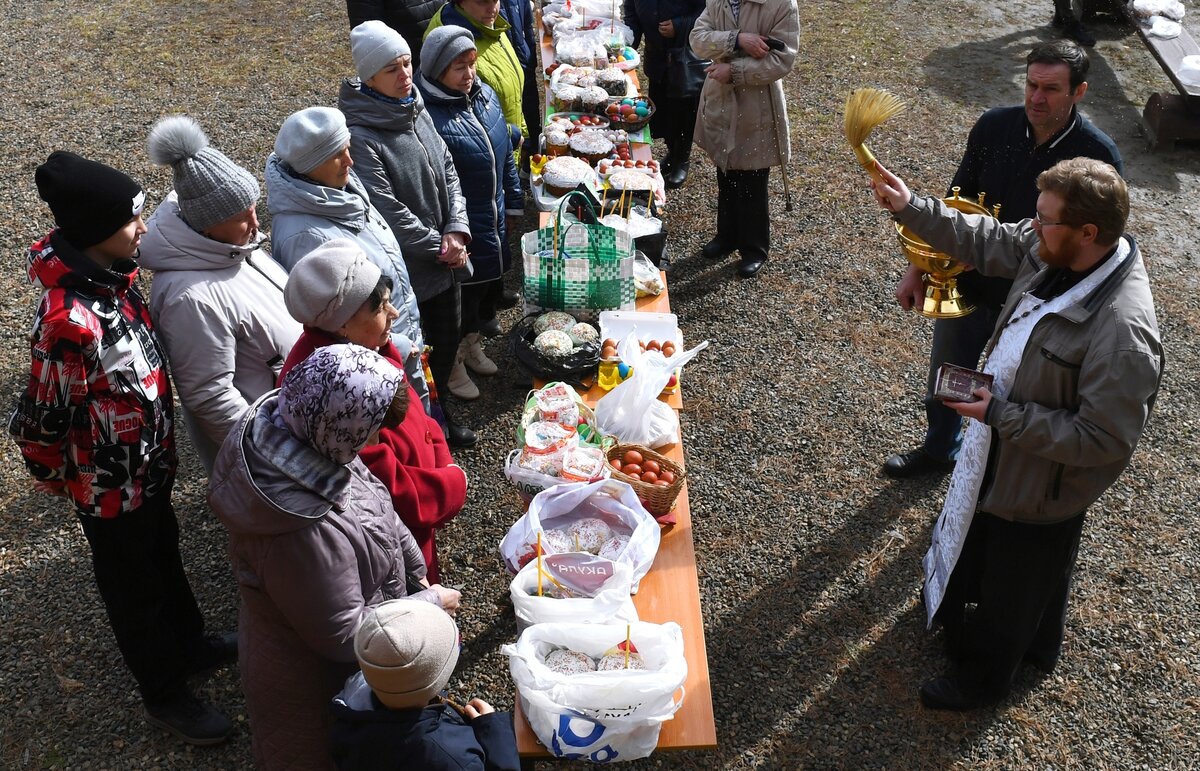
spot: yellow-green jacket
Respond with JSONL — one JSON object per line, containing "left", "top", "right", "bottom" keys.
{"left": 425, "top": 2, "right": 528, "bottom": 152}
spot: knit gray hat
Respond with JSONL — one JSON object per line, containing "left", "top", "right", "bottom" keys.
{"left": 283, "top": 238, "right": 382, "bottom": 332}
{"left": 420, "top": 26, "right": 477, "bottom": 82}
{"left": 147, "top": 115, "right": 260, "bottom": 233}
{"left": 274, "top": 107, "right": 351, "bottom": 175}
{"left": 351, "top": 20, "right": 412, "bottom": 81}
{"left": 356, "top": 599, "right": 459, "bottom": 709}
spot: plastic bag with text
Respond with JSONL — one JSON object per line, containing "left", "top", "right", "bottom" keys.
{"left": 502, "top": 621, "right": 687, "bottom": 763}
{"left": 511, "top": 553, "right": 638, "bottom": 632}
{"left": 499, "top": 478, "right": 660, "bottom": 590}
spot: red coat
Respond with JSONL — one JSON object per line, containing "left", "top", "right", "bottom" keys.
{"left": 280, "top": 328, "right": 466, "bottom": 582}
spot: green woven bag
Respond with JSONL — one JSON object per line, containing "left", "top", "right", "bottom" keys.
{"left": 521, "top": 192, "right": 636, "bottom": 322}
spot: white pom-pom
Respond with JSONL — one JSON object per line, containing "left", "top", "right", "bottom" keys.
{"left": 147, "top": 115, "right": 210, "bottom": 166}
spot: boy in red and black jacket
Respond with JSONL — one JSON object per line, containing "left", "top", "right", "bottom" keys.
{"left": 9, "top": 151, "right": 235, "bottom": 746}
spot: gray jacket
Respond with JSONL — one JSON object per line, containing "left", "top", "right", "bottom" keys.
{"left": 208, "top": 392, "right": 438, "bottom": 769}
{"left": 264, "top": 154, "right": 428, "bottom": 402}
{"left": 897, "top": 195, "right": 1164, "bottom": 524}
{"left": 339, "top": 79, "right": 471, "bottom": 302}
{"left": 140, "top": 192, "right": 302, "bottom": 472}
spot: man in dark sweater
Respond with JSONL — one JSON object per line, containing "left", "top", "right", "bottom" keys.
{"left": 883, "top": 40, "right": 1122, "bottom": 479}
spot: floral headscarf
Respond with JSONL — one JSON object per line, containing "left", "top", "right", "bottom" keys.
{"left": 277, "top": 344, "right": 403, "bottom": 464}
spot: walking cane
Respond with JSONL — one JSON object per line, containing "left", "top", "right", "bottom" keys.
{"left": 767, "top": 82, "right": 794, "bottom": 212}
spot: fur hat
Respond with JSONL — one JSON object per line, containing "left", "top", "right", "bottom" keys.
{"left": 274, "top": 107, "right": 351, "bottom": 175}
{"left": 355, "top": 599, "right": 459, "bottom": 709}
{"left": 147, "top": 115, "right": 260, "bottom": 233}
{"left": 420, "top": 26, "right": 476, "bottom": 82}
{"left": 283, "top": 238, "right": 382, "bottom": 332}
{"left": 35, "top": 151, "right": 146, "bottom": 249}
{"left": 351, "top": 20, "right": 411, "bottom": 82}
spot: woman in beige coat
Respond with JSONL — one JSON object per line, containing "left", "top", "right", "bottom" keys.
{"left": 690, "top": 0, "right": 798, "bottom": 277}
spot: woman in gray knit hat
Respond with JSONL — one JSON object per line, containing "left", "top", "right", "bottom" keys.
{"left": 338, "top": 20, "right": 480, "bottom": 448}
{"left": 417, "top": 26, "right": 523, "bottom": 382}
{"left": 265, "top": 105, "right": 432, "bottom": 421}
{"left": 141, "top": 115, "right": 302, "bottom": 472}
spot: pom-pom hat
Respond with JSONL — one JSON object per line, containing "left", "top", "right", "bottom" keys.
{"left": 147, "top": 115, "right": 260, "bottom": 233}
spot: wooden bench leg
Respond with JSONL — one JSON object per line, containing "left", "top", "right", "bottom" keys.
{"left": 1142, "top": 92, "right": 1200, "bottom": 151}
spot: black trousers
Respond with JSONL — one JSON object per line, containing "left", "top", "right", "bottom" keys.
{"left": 77, "top": 490, "right": 206, "bottom": 704}
{"left": 461, "top": 279, "right": 504, "bottom": 335}
{"left": 418, "top": 282, "right": 462, "bottom": 410}
{"left": 936, "top": 510, "right": 1086, "bottom": 696}
{"left": 647, "top": 77, "right": 700, "bottom": 167}
{"left": 715, "top": 167, "right": 771, "bottom": 262}
{"left": 521, "top": 59, "right": 541, "bottom": 167}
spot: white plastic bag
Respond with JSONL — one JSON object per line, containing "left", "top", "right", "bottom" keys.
{"left": 499, "top": 479, "right": 660, "bottom": 590}
{"left": 594, "top": 335, "right": 707, "bottom": 448}
{"left": 502, "top": 621, "right": 687, "bottom": 763}
{"left": 511, "top": 553, "right": 638, "bottom": 632}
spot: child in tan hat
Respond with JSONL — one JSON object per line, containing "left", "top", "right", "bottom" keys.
{"left": 331, "top": 599, "right": 520, "bottom": 769}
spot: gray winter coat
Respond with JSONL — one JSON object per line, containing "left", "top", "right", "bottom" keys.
{"left": 264, "top": 154, "right": 429, "bottom": 402}
{"left": 140, "top": 192, "right": 301, "bottom": 472}
{"left": 208, "top": 392, "right": 439, "bottom": 770}
{"left": 896, "top": 195, "right": 1164, "bottom": 524}
{"left": 339, "top": 79, "right": 472, "bottom": 302}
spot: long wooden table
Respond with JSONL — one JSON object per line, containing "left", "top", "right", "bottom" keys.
{"left": 514, "top": 279, "right": 717, "bottom": 758}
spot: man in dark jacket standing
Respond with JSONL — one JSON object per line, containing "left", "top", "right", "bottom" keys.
{"left": 9, "top": 152, "right": 235, "bottom": 745}
{"left": 882, "top": 40, "right": 1122, "bottom": 479}
{"left": 349, "top": 0, "right": 443, "bottom": 66}
{"left": 625, "top": 0, "right": 706, "bottom": 188}
{"left": 871, "top": 157, "right": 1163, "bottom": 711}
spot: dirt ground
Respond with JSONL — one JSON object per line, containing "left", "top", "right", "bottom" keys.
{"left": 0, "top": 0, "right": 1197, "bottom": 768}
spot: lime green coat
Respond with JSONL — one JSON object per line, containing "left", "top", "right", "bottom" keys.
{"left": 425, "top": 2, "right": 528, "bottom": 150}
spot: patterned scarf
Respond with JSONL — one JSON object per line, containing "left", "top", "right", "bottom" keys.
{"left": 277, "top": 344, "right": 403, "bottom": 464}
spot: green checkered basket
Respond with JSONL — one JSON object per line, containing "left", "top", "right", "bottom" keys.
{"left": 522, "top": 191, "right": 636, "bottom": 323}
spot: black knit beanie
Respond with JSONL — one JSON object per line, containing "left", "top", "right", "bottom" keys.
{"left": 35, "top": 151, "right": 146, "bottom": 249}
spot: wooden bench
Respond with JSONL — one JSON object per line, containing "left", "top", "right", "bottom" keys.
{"left": 516, "top": 280, "right": 718, "bottom": 761}
{"left": 1125, "top": 10, "right": 1200, "bottom": 149}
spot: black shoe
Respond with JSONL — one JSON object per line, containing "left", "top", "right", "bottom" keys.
{"left": 701, "top": 238, "right": 734, "bottom": 261}
{"left": 660, "top": 154, "right": 675, "bottom": 175}
{"left": 737, "top": 255, "right": 766, "bottom": 278}
{"left": 190, "top": 632, "right": 238, "bottom": 679}
{"left": 882, "top": 447, "right": 955, "bottom": 479}
{"left": 1022, "top": 649, "right": 1058, "bottom": 675}
{"left": 446, "top": 423, "right": 478, "bottom": 448}
{"left": 1063, "top": 18, "right": 1096, "bottom": 46}
{"left": 479, "top": 318, "right": 503, "bottom": 338}
{"left": 664, "top": 162, "right": 689, "bottom": 190}
{"left": 144, "top": 694, "right": 233, "bottom": 746}
{"left": 919, "top": 675, "right": 997, "bottom": 711}
{"left": 496, "top": 288, "right": 520, "bottom": 309}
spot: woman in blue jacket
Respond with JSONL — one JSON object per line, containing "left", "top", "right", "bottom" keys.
{"left": 417, "top": 26, "right": 524, "bottom": 376}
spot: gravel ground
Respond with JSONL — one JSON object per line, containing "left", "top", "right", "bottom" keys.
{"left": 1, "top": 0, "right": 1198, "bottom": 768}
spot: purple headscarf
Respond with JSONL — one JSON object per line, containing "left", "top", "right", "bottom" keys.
{"left": 277, "top": 344, "right": 403, "bottom": 464}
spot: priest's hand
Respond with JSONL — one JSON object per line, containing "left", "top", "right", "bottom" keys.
{"left": 895, "top": 264, "right": 925, "bottom": 312}
{"left": 944, "top": 388, "right": 991, "bottom": 421}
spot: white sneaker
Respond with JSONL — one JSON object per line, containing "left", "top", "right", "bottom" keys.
{"left": 462, "top": 333, "right": 498, "bottom": 375}
{"left": 447, "top": 357, "right": 480, "bottom": 400}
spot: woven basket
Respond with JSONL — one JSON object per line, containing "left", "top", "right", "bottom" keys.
{"left": 606, "top": 444, "right": 686, "bottom": 516}
{"left": 606, "top": 97, "right": 656, "bottom": 133}
{"left": 509, "top": 313, "right": 600, "bottom": 385}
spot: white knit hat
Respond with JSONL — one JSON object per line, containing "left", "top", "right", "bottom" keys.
{"left": 283, "top": 238, "right": 382, "bottom": 331}
{"left": 351, "top": 20, "right": 412, "bottom": 82}
{"left": 146, "top": 115, "right": 260, "bottom": 233}
{"left": 274, "top": 107, "right": 351, "bottom": 175}
{"left": 356, "top": 599, "right": 460, "bottom": 709}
